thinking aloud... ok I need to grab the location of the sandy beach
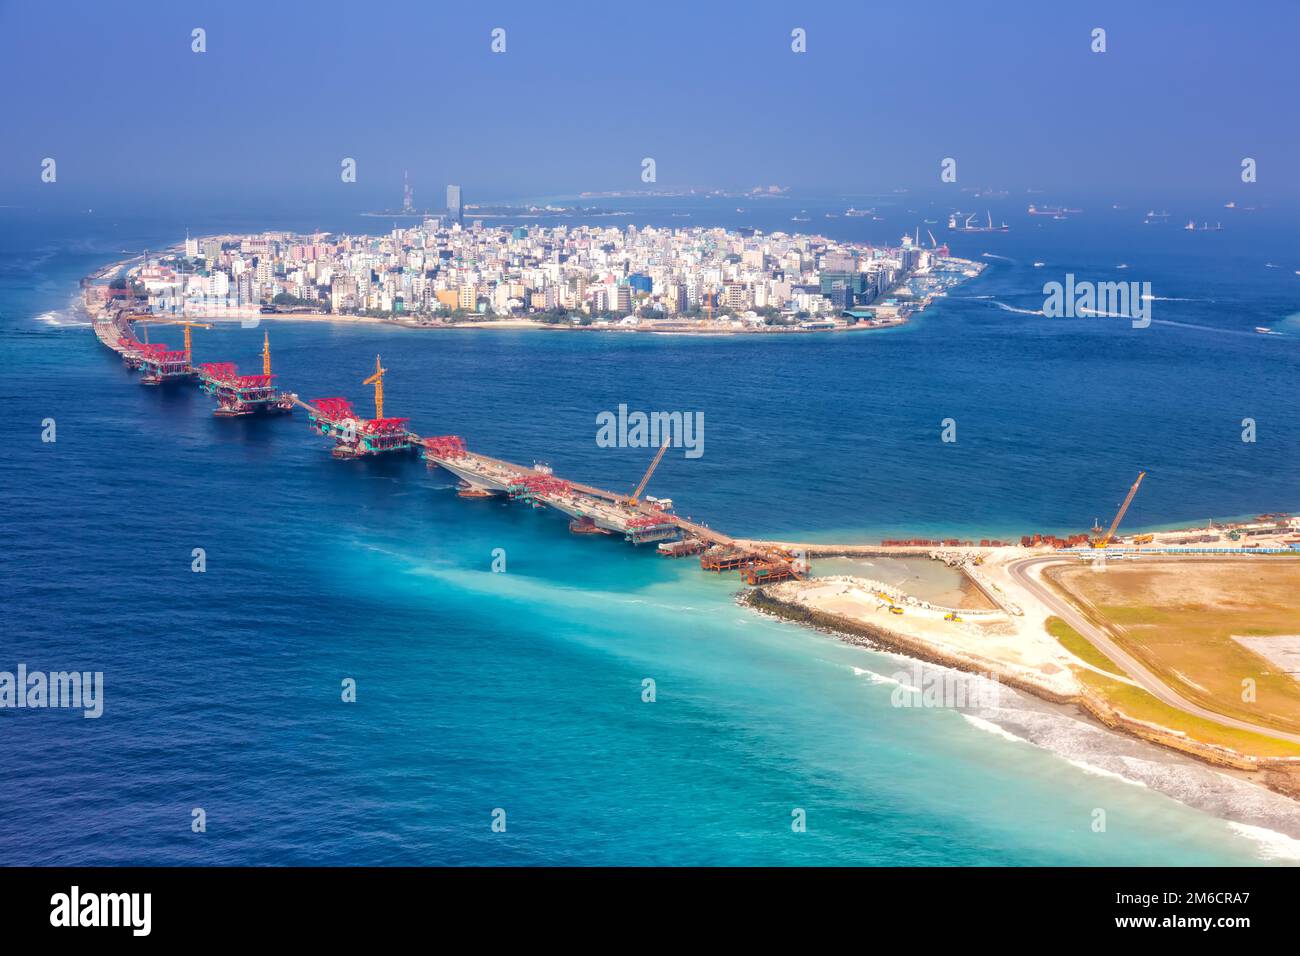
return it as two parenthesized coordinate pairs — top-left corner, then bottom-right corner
(747, 549), (1300, 803)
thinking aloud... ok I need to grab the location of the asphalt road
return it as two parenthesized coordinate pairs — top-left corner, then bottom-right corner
(1008, 555), (1300, 746)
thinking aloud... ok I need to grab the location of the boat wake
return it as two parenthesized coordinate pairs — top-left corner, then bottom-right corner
(991, 301), (1045, 316)
(1150, 319), (1264, 337)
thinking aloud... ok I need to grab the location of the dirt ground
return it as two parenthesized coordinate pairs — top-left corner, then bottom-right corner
(1055, 559), (1300, 735)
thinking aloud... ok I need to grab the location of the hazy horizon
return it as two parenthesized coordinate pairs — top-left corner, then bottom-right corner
(3, 0), (1298, 212)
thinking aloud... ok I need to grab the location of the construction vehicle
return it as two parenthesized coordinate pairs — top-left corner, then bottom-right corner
(1091, 471), (1146, 548)
(944, 612), (962, 622)
(1133, 533), (1154, 545)
(889, 606), (904, 615)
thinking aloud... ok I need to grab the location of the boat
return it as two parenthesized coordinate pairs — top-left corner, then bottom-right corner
(952, 211), (1009, 233)
(1033, 261), (1046, 268)
(1255, 327), (1275, 334)
(1116, 263), (1128, 270)
(569, 516), (611, 535)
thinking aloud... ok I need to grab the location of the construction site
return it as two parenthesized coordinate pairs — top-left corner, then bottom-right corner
(92, 308), (1300, 596)
(92, 308), (807, 586)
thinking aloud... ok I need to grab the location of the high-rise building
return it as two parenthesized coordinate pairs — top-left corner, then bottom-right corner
(446, 184), (462, 224)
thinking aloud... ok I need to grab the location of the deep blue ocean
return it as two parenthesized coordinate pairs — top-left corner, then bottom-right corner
(3, 195), (1299, 865)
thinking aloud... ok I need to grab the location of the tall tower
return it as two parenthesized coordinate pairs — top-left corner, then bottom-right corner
(446, 184), (462, 224)
(402, 171), (414, 215)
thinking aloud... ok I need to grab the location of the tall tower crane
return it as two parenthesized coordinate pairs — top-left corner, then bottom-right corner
(262, 330), (272, 377)
(363, 354), (387, 419)
(1092, 471), (1146, 548)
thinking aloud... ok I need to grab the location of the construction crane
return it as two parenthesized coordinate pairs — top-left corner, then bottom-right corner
(1091, 471), (1146, 548)
(141, 317), (212, 363)
(624, 442), (670, 507)
(363, 354), (387, 419)
(262, 330), (272, 377)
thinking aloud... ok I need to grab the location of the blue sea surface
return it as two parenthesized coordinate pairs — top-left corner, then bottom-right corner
(2, 199), (1299, 865)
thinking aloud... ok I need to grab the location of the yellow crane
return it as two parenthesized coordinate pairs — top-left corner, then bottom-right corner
(363, 354), (387, 419)
(141, 317), (212, 363)
(262, 330), (272, 377)
(1092, 471), (1146, 548)
(625, 442), (670, 507)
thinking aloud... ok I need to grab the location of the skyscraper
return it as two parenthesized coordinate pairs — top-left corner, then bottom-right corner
(446, 184), (462, 224)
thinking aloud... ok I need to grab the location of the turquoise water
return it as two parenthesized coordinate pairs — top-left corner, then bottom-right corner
(3, 203), (1299, 865)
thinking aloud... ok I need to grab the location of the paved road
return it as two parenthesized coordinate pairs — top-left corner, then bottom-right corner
(1008, 555), (1300, 746)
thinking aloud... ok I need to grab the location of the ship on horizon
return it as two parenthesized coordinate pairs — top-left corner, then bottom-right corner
(1028, 204), (1082, 216)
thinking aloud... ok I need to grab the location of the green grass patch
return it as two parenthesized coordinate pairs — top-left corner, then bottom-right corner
(1045, 616), (1124, 676)
(1077, 670), (1300, 759)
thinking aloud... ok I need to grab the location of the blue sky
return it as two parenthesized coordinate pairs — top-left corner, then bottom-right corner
(2, 0), (1297, 210)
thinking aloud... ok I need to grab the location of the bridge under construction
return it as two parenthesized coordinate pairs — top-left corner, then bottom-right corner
(93, 309), (804, 585)
(93, 308), (1299, 581)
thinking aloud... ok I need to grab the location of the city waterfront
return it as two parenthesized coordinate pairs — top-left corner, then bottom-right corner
(4, 199), (1300, 864)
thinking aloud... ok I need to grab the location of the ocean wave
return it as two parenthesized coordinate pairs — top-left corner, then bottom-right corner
(1227, 822), (1300, 861)
(850, 665), (920, 693)
(961, 713), (1028, 744)
(1062, 756), (1149, 788)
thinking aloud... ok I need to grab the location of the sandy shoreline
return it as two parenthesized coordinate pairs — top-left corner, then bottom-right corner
(742, 557), (1300, 818)
(739, 586), (1300, 845)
